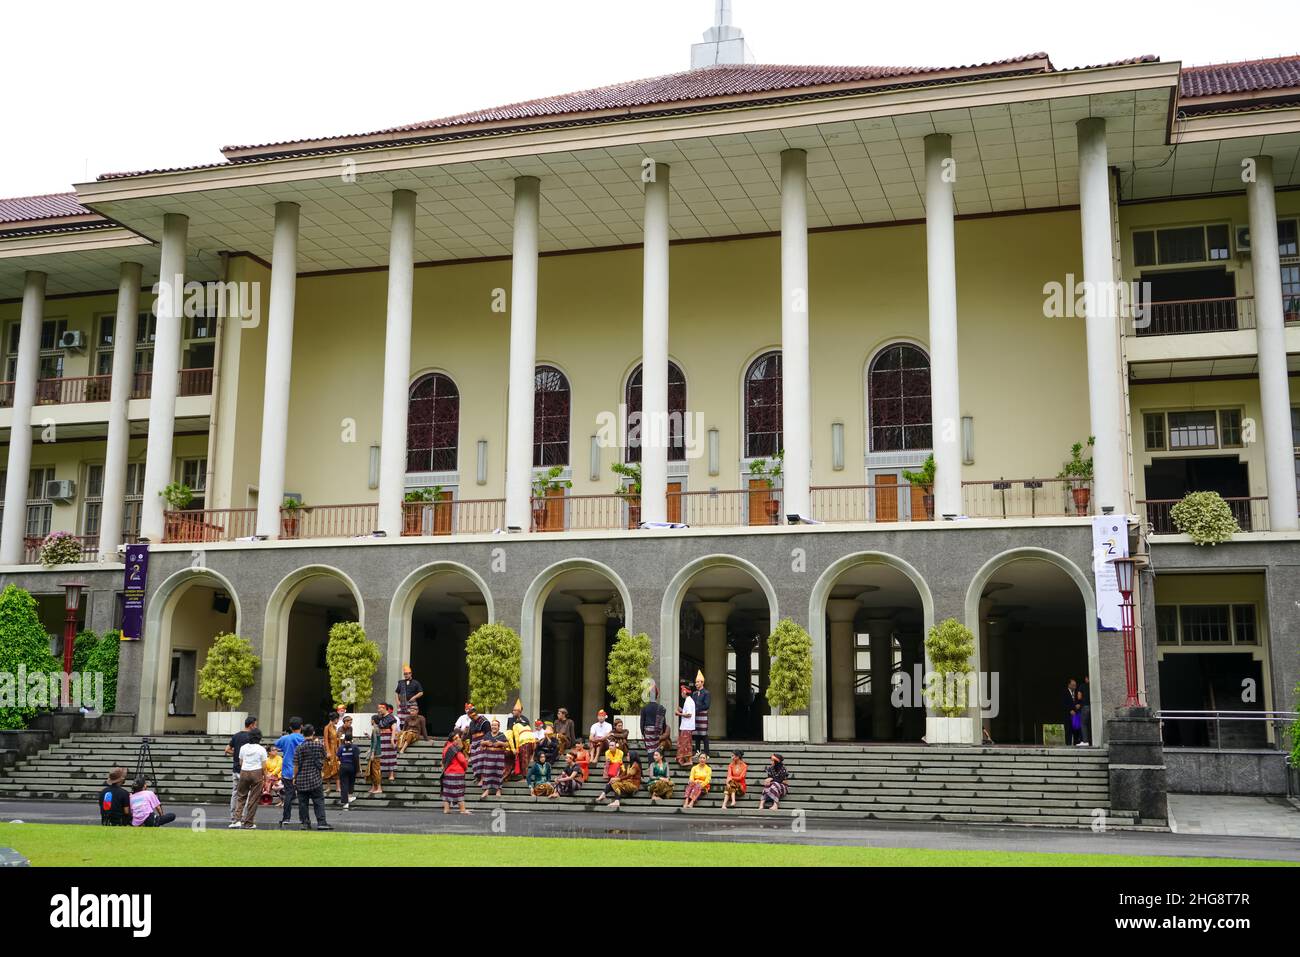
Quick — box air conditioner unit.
[1235,225,1251,254]
[58,329,85,351]
[45,479,76,502]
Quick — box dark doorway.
[1144,457,1251,531]
[1158,653,1266,748]
[1143,267,1239,334]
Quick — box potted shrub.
[530,467,571,531]
[38,531,84,568]
[764,618,812,741]
[610,462,642,528]
[159,482,193,542]
[466,623,521,715]
[325,621,381,717]
[280,496,304,539]
[1169,490,1239,545]
[902,454,936,520]
[402,486,443,536]
[197,632,261,736]
[1057,437,1095,516]
[923,617,978,745]
[606,627,652,739]
[748,450,784,524]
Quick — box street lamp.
[1107,557,1141,708]
[58,580,85,709]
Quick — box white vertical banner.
[1092,516,1129,631]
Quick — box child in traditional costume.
[261,746,283,806]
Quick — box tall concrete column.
[865,617,895,740]
[924,134,962,517]
[98,261,143,560]
[255,202,301,538]
[574,601,609,724]
[695,599,735,739]
[1246,155,1300,531]
[378,189,417,535]
[1076,118,1126,513]
[505,176,541,530]
[640,163,670,524]
[826,598,861,740]
[780,149,810,519]
[550,615,579,713]
[140,214,188,542]
[0,271,46,563]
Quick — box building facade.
[1,31,1297,756]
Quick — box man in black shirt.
[98,767,131,826]
[224,715,259,826]
[395,667,430,741]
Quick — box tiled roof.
[1180,54,1300,98]
[0,192,94,225]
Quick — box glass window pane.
[1167,411,1218,449]
[1278,219,1298,258]
[1133,231,1156,267]
[1219,409,1242,447]
[1206,224,1230,261]
[1143,413,1165,451]
[1180,605,1231,644]
[1155,605,1178,644]
[1157,226,1206,264]
[1231,605,1256,645]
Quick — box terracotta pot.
[402,508,422,536]
[764,497,781,524]
[921,492,935,520]
[532,506,549,532]
[1071,486,1091,516]
[281,515,300,539]
[627,502,641,529]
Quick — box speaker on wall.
[212,592,232,614]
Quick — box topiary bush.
[924,617,976,717]
[1169,490,1239,545]
[766,618,813,715]
[466,623,521,713]
[325,620,381,711]
[197,633,261,711]
[38,531,84,567]
[84,630,121,714]
[0,584,60,729]
[606,627,652,714]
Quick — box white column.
[826,598,860,740]
[255,202,300,538]
[1247,155,1300,531]
[378,189,417,535]
[505,176,540,530]
[98,261,143,561]
[0,271,47,563]
[1076,118,1126,513]
[924,134,963,517]
[140,213,188,542]
[780,149,811,519]
[696,600,733,738]
[641,163,670,524]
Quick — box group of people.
[97,768,176,827]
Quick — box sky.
[2,0,1296,199]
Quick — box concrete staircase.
[0,732,1162,828]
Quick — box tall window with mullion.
[533,365,570,467]
[868,344,932,453]
[178,458,207,510]
[744,351,783,459]
[624,361,687,463]
[25,467,54,538]
[406,373,460,473]
[83,462,146,541]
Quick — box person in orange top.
[572,741,591,782]
[721,750,748,809]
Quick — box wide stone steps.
[0,733,1142,829]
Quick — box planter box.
[762,714,809,742]
[925,715,977,745]
[207,711,248,737]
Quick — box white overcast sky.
[2,0,1296,198]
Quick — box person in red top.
[440,732,471,816]
[572,741,591,782]
[722,750,748,809]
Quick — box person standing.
[505,699,530,733]
[466,707,491,784]
[692,672,711,757]
[588,709,613,760]
[375,702,399,783]
[336,731,359,808]
[367,716,384,795]
[509,714,537,780]
[674,682,696,766]
[224,715,258,827]
[1062,679,1081,746]
[441,732,471,815]
[395,665,430,741]
[722,750,748,809]
[233,730,267,829]
[322,711,341,796]
[262,745,283,806]
[1079,676,1092,746]
[639,686,667,756]
[98,767,131,825]
[758,753,789,811]
[292,724,333,830]
[276,717,305,827]
[479,719,508,798]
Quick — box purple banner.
[121,544,150,641]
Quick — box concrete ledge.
[0,713,137,765]
[1164,748,1289,795]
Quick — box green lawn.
[0,823,1291,867]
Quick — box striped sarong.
[762,780,788,804]
[695,710,709,735]
[441,772,466,803]
[469,739,483,779]
[380,731,397,774]
[478,748,506,791]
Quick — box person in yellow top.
[592,743,625,804]
[506,720,537,781]
[261,747,283,806]
[682,752,711,809]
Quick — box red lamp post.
[58,580,85,709]
[1107,557,1142,709]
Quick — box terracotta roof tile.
[0,192,93,225]
[1180,54,1300,98]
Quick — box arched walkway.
[139,567,241,735]
[964,547,1101,745]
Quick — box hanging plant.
[1169,490,1239,545]
[39,531,84,567]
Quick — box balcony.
[1133,296,1255,337]
[0,368,213,408]
[1138,497,1270,534]
[22,535,101,564]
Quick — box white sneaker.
[227,822,241,829]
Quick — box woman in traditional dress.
[593,740,625,805]
[322,712,341,795]
[478,720,508,798]
[376,703,399,784]
[721,750,748,809]
[572,740,591,783]
[441,732,471,815]
[527,750,555,797]
[758,753,790,811]
[608,718,629,754]
[366,720,384,795]
[553,751,583,798]
[647,750,673,802]
[607,750,643,809]
[682,752,711,809]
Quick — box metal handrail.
[1155,709,1298,751]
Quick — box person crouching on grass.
[440,731,471,815]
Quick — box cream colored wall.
[262,207,1094,509]
[163,583,236,733]
[0,291,117,380]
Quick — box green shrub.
[1169,491,1239,545]
[197,633,260,711]
[1289,680,1300,771]
[925,617,976,717]
[72,630,100,673]
[606,628,652,713]
[0,584,60,729]
[466,623,521,713]
[766,618,812,714]
[325,621,381,710]
[84,631,121,713]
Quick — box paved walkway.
[1169,793,1300,839]
[2,798,1297,862]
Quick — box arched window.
[744,351,783,458]
[868,344,931,452]
[406,372,460,472]
[624,361,687,462]
[533,365,570,467]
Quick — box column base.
[1105,708,1168,823]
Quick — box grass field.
[0,823,1291,867]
